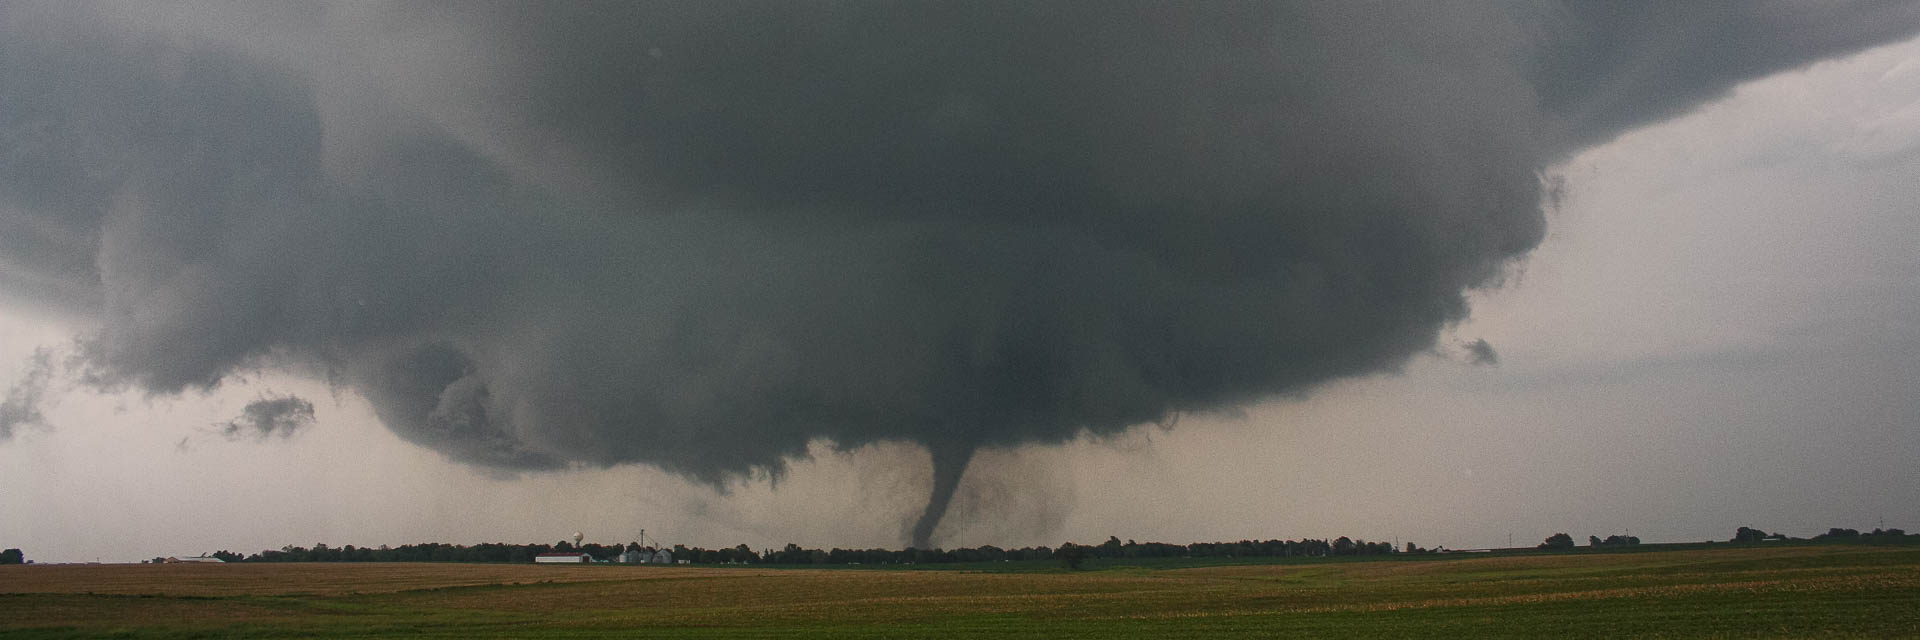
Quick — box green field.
[3,544,1917,638]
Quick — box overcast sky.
[2,3,1918,562]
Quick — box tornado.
[910,443,977,549]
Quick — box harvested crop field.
[2,545,1916,638]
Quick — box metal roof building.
[534,552,592,564]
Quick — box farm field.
[2,545,1917,638]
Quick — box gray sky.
[2,3,1918,562]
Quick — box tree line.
[1534,526,1914,550]
[1732,526,1908,543]
[168,541,665,565]
[164,534,1424,566]
[763,535,1417,568]
[110,524,1916,566]
[1537,532,1641,549]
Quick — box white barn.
[534,552,592,564]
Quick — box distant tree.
[1539,533,1574,550]
[1589,535,1604,547]
[0,548,22,564]
[1815,528,1861,541]
[1058,543,1087,570]
[1332,537,1356,555]
[1732,527,1770,543]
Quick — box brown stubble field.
[2,544,1918,638]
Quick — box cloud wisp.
[216,395,318,442]
[0,348,54,441]
[1465,340,1500,367]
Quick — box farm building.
[616,548,673,564]
[534,552,593,564]
[163,555,225,564]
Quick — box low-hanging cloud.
[0,348,55,440]
[216,395,318,442]
[2,1,1915,547]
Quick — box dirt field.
[2,544,1916,638]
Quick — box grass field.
[2,544,1917,638]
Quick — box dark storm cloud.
[215,395,317,441]
[1,1,1915,546]
[1528,0,1920,152]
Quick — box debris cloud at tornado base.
[1,1,1916,546]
